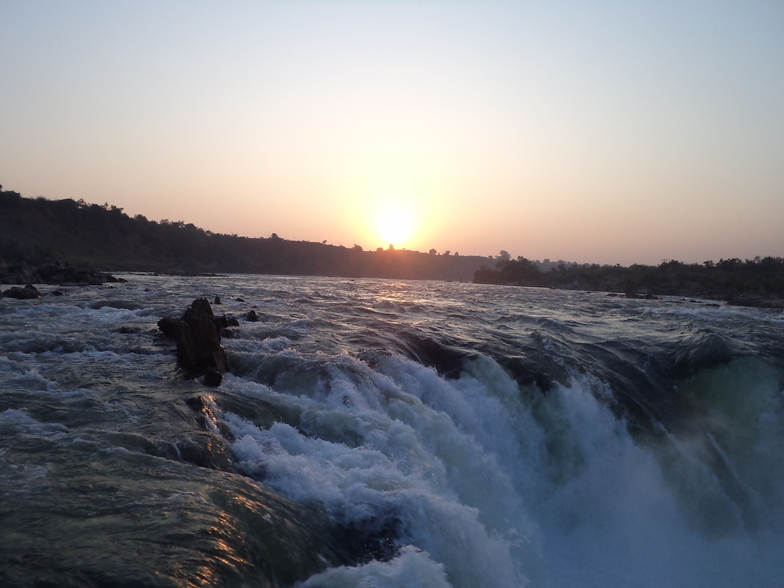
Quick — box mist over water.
[1,274,783,587]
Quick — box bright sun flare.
[374,205,415,248]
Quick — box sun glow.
[373,203,415,248]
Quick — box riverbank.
[474,257,784,309]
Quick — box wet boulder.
[246,309,260,322]
[2,284,41,299]
[213,314,240,340]
[157,316,181,339]
[158,298,229,385]
[179,298,229,377]
[202,368,224,387]
[213,315,240,330]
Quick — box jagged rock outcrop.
[157,298,229,386]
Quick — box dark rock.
[41,265,100,285]
[214,314,240,339]
[185,395,234,440]
[214,296,222,305]
[2,284,41,299]
[213,315,239,330]
[203,368,223,387]
[185,395,208,411]
[246,309,260,322]
[175,434,234,471]
[175,298,229,377]
[1,263,122,286]
[157,317,181,339]
[50,290,65,296]
[727,296,784,309]
[158,300,229,381]
[213,315,240,343]
[236,297,246,302]
[120,326,139,334]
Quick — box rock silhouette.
[158,298,228,385]
[2,284,41,299]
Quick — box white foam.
[0,355,58,391]
[220,346,784,588]
[296,546,451,588]
[0,408,40,426]
[523,373,784,588]
[223,359,536,588]
[257,336,293,352]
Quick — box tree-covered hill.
[0,188,490,281]
[474,256,784,307]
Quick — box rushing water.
[1,274,783,588]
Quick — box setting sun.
[373,203,416,248]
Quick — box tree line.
[5,187,781,303]
[0,188,489,281]
[474,255,784,306]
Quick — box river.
[1,274,783,587]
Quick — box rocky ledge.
[0,263,124,286]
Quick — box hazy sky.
[2,1,782,265]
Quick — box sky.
[1,1,783,265]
